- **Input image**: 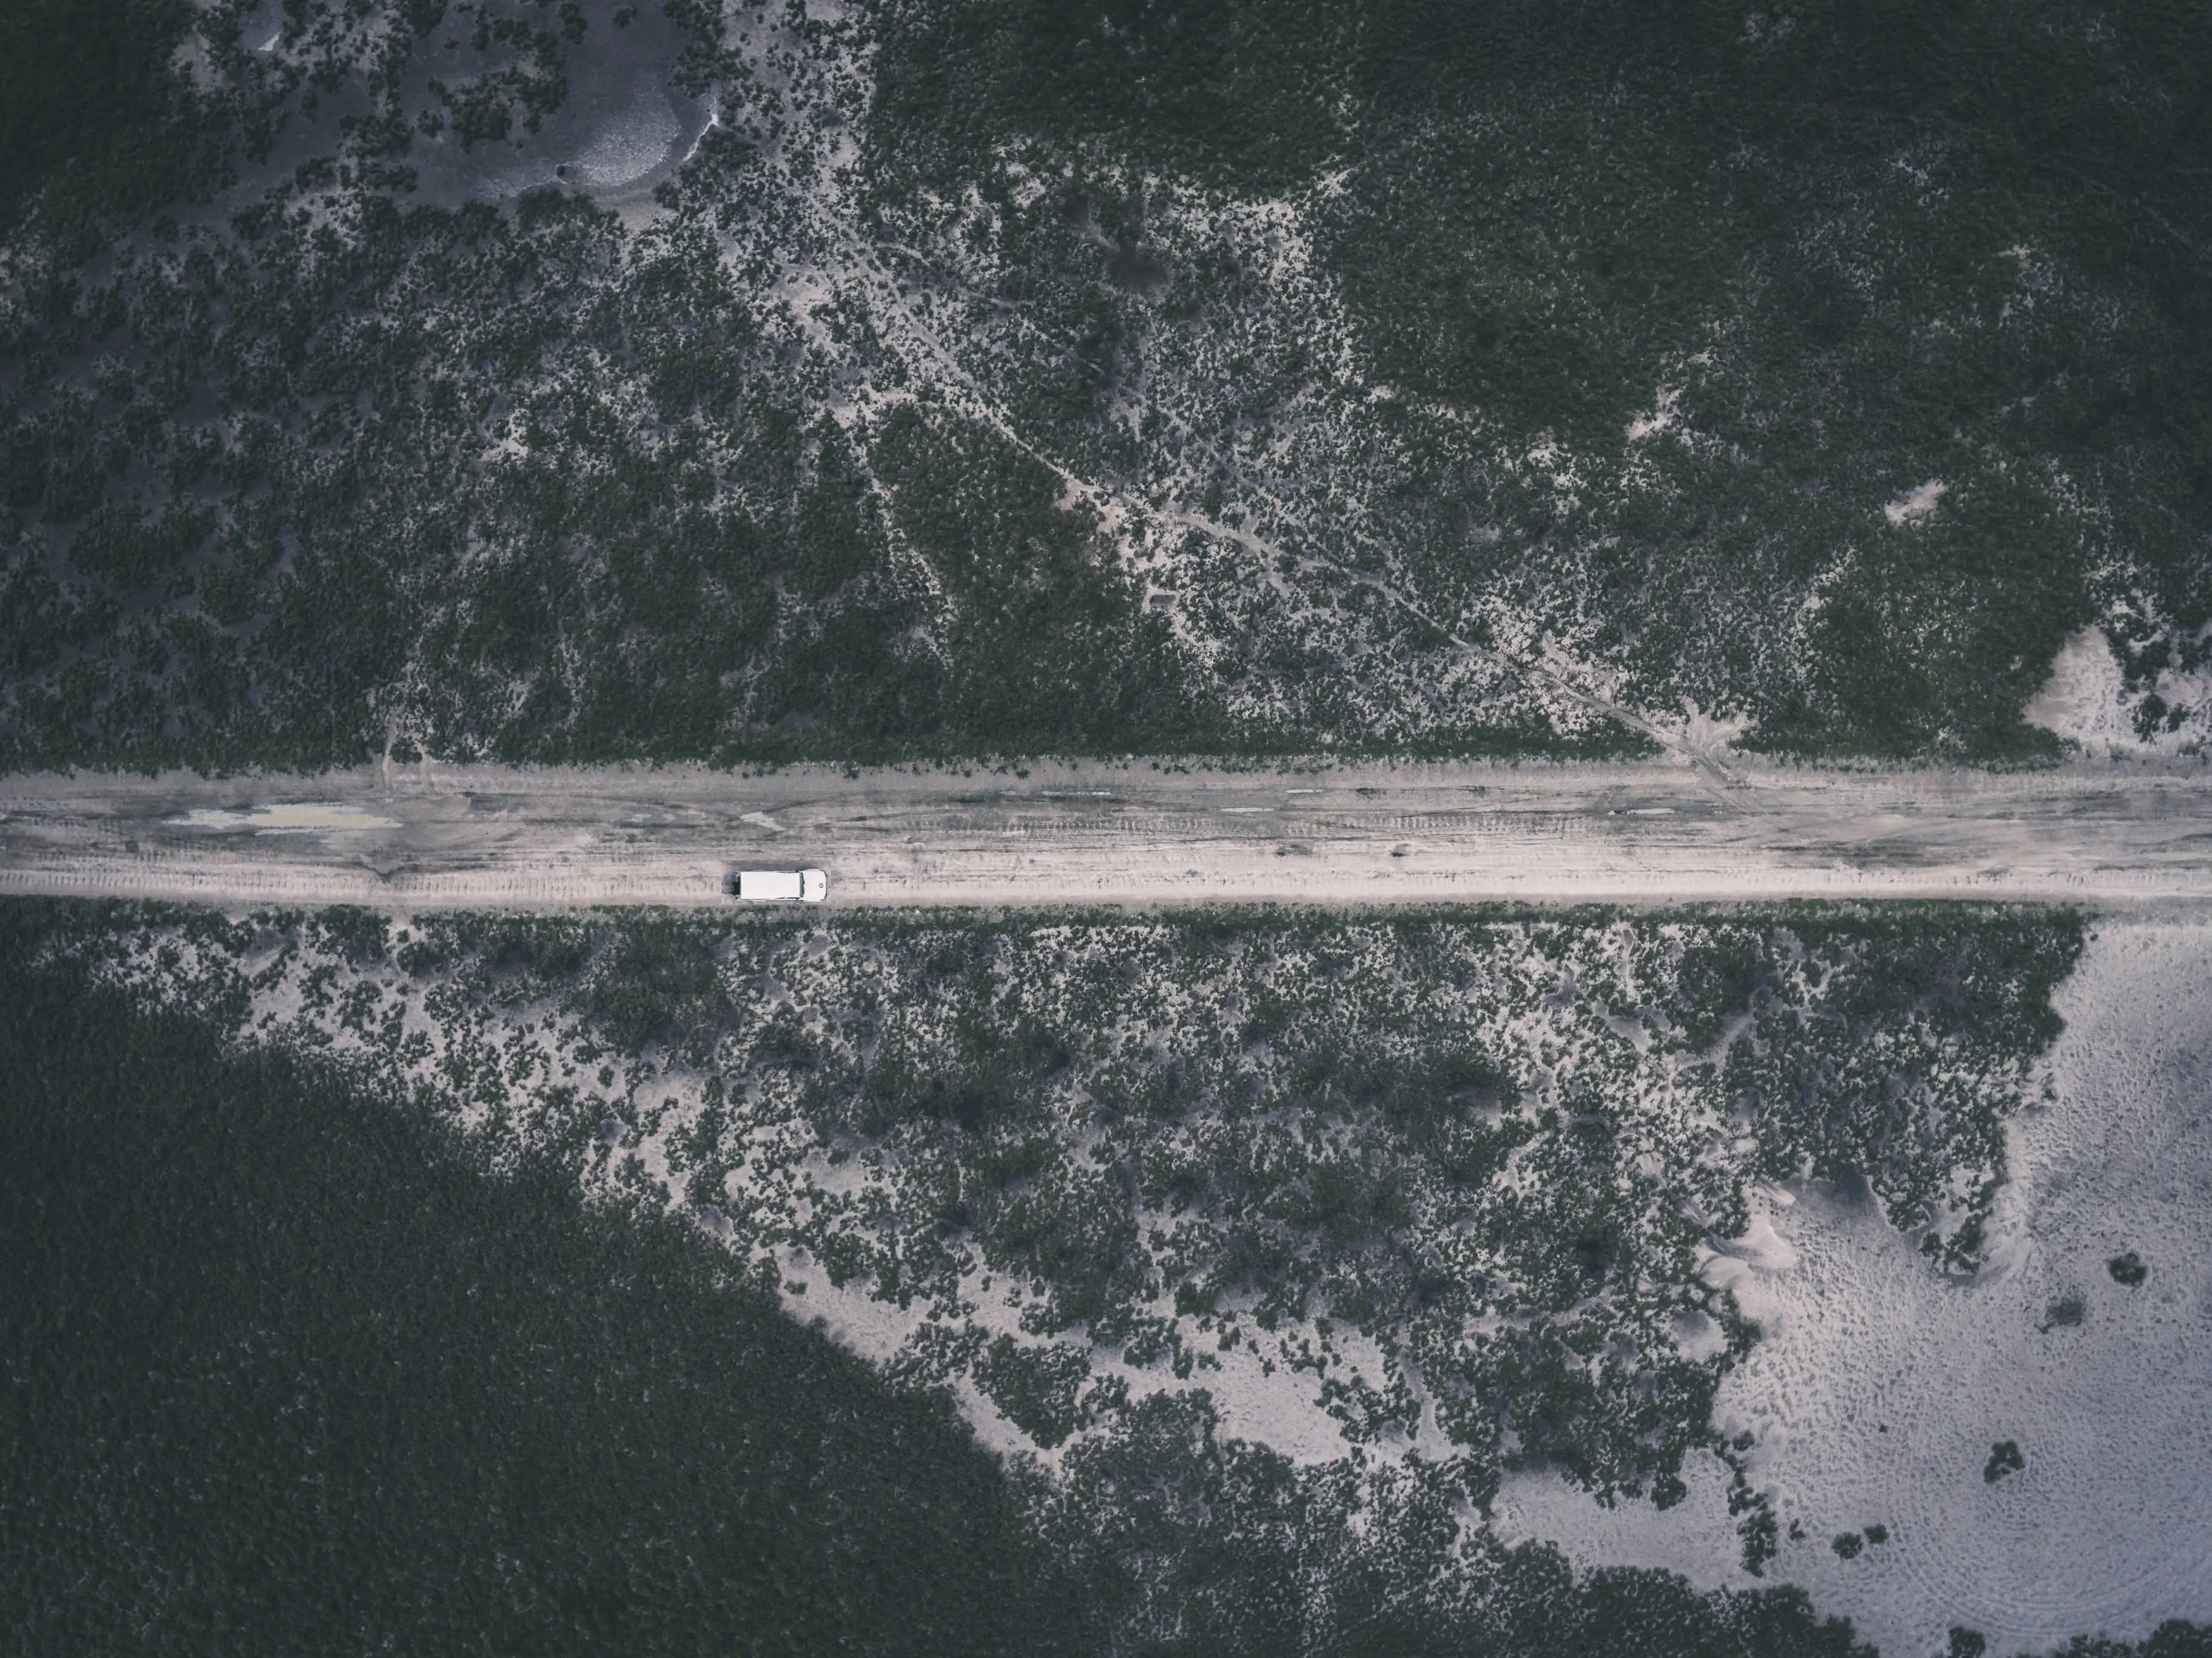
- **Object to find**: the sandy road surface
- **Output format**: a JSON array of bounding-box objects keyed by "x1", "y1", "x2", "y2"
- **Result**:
[{"x1": 4, "y1": 757, "x2": 2212, "y2": 912}]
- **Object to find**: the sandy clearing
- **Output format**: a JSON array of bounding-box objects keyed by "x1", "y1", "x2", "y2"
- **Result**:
[
  {"x1": 1722, "y1": 918, "x2": 2212, "y2": 1653},
  {"x1": 4, "y1": 756, "x2": 2212, "y2": 912},
  {"x1": 1488, "y1": 917, "x2": 2212, "y2": 1653}
]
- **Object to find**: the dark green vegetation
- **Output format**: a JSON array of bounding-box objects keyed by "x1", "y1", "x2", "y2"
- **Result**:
[
  {"x1": 1827, "y1": 1523, "x2": 1888, "y2": 1564},
  {"x1": 24, "y1": 897, "x2": 2202, "y2": 1658},
  {"x1": 0, "y1": 913, "x2": 1089, "y2": 1656},
  {"x1": 0, "y1": 181, "x2": 1208, "y2": 768},
  {"x1": 2109, "y1": 1250, "x2": 2149, "y2": 1285},
  {"x1": 0, "y1": 0, "x2": 206, "y2": 243},
  {"x1": 33, "y1": 898, "x2": 2083, "y2": 1579},
  {"x1": 0, "y1": 0, "x2": 1226, "y2": 771},
  {"x1": 0, "y1": 180, "x2": 1213, "y2": 768},
  {"x1": 1984, "y1": 1439, "x2": 2027, "y2": 1484},
  {"x1": 4, "y1": 1, "x2": 2210, "y2": 767},
  {"x1": 871, "y1": 0, "x2": 2212, "y2": 760},
  {"x1": 0, "y1": 906, "x2": 1876, "y2": 1655}
]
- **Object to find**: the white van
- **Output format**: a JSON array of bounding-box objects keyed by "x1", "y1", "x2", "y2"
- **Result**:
[{"x1": 726, "y1": 868, "x2": 828, "y2": 903}]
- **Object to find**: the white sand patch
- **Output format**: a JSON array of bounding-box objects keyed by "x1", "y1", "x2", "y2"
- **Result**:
[
  {"x1": 2028, "y1": 625, "x2": 2212, "y2": 756},
  {"x1": 1883, "y1": 481, "x2": 1947, "y2": 528},
  {"x1": 2025, "y1": 627, "x2": 2134, "y2": 749},
  {"x1": 168, "y1": 33, "x2": 221, "y2": 94},
  {"x1": 1147, "y1": 1339, "x2": 1363, "y2": 1465},
  {"x1": 1625, "y1": 386, "x2": 1682, "y2": 443},
  {"x1": 1722, "y1": 918, "x2": 2212, "y2": 1651},
  {"x1": 1644, "y1": 701, "x2": 1754, "y2": 761},
  {"x1": 169, "y1": 803, "x2": 400, "y2": 833},
  {"x1": 1490, "y1": 1449, "x2": 1746, "y2": 1588},
  {"x1": 1498, "y1": 919, "x2": 2212, "y2": 1652},
  {"x1": 1708, "y1": 1201, "x2": 1801, "y2": 1276},
  {"x1": 569, "y1": 94, "x2": 684, "y2": 191},
  {"x1": 1669, "y1": 1307, "x2": 1730, "y2": 1364},
  {"x1": 776, "y1": 1244, "x2": 921, "y2": 1368},
  {"x1": 767, "y1": 1217, "x2": 1363, "y2": 1467}
]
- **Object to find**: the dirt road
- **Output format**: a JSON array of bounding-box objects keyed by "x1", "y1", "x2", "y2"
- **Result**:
[{"x1": 4, "y1": 757, "x2": 2211, "y2": 912}]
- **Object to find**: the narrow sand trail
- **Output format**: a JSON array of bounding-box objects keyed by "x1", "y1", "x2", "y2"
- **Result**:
[{"x1": 4, "y1": 757, "x2": 2211, "y2": 911}]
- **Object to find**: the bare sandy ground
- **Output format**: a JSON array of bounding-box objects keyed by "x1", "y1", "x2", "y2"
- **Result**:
[
  {"x1": 4, "y1": 755, "x2": 2211, "y2": 912},
  {"x1": 1497, "y1": 915, "x2": 2212, "y2": 1654}
]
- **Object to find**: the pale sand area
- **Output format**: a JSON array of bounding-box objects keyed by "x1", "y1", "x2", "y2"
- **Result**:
[{"x1": 1495, "y1": 917, "x2": 2212, "y2": 1655}]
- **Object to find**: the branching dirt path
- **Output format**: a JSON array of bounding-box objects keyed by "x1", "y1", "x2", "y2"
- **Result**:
[{"x1": 5, "y1": 758, "x2": 2212, "y2": 912}]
